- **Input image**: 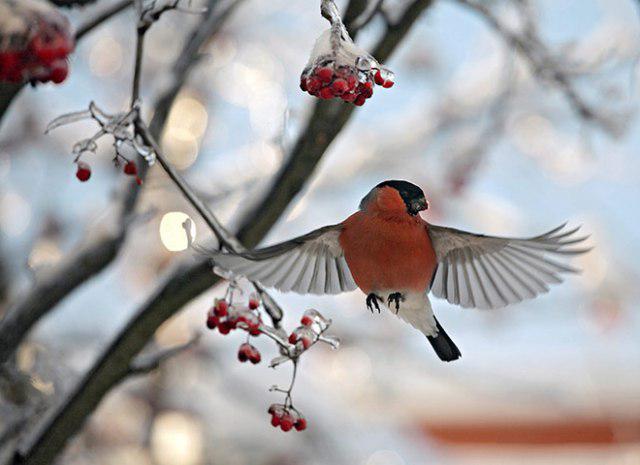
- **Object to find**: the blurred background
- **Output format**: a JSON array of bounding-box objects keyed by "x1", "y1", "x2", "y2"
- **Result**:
[{"x1": 0, "y1": 0, "x2": 639, "y2": 464}]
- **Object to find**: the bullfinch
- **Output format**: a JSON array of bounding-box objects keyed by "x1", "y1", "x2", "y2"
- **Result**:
[{"x1": 204, "y1": 180, "x2": 589, "y2": 362}]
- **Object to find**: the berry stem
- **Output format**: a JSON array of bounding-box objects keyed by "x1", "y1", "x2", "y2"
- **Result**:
[
  {"x1": 284, "y1": 359, "x2": 299, "y2": 407},
  {"x1": 131, "y1": 14, "x2": 147, "y2": 106}
]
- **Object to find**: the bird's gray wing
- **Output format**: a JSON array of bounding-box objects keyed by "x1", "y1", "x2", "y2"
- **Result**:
[
  {"x1": 427, "y1": 223, "x2": 590, "y2": 309},
  {"x1": 200, "y1": 224, "x2": 358, "y2": 295}
]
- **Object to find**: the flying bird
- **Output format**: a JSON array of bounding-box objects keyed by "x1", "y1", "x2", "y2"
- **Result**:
[{"x1": 204, "y1": 180, "x2": 590, "y2": 362}]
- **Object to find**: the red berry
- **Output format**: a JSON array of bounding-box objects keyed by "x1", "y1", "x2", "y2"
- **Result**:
[
  {"x1": 280, "y1": 414, "x2": 294, "y2": 432},
  {"x1": 288, "y1": 333, "x2": 297, "y2": 344},
  {"x1": 346, "y1": 75, "x2": 358, "y2": 89},
  {"x1": 271, "y1": 414, "x2": 281, "y2": 427},
  {"x1": 341, "y1": 92, "x2": 357, "y2": 102},
  {"x1": 306, "y1": 77, "x2": 321, "y2": 94},
  {"x1": 124, "y1": 161, "x2": 137, "y2": 175},
  {"x1": 316, "y1": 67, "x2": 333, "y2": 83},
  {"x1": 359, "y1": 82, "x2": 374, "y2": 98},
  {"x1": 136, "y1": 176, "x2": 143, "y2": 186},
  {"x1": 300, "y1": 336, "x2": 312, "y2": 350},
  {"x1": 331, "y1": 79, "x2": 348, "y2": 95},
  {"x1": 248, "y1": 298, "x2": 259, "y2": 310},
  {"x1": 49, "y1": 62, "x2": 68, "y2": 84},
  {"x1": 249, "y1": 350, "x2": 261, "y2": 364},
  {"x1": 218, "y1": 322, "x2": 232, "y2": 335},
  {"x1": 214, "y1": 300, "x2": 228, "y2": 317},
  {"x1": 238, "y1": 343, "x2": 253, "y2": 362},
  {"x1": 206, "y1": 315, "x2": 218, "y2": 329},
  {"x1": 374, "y1": 70, "x2": 385, "y2": 86},
  {"x1": 249, "y1": 324, "x2": 261, "y2": 336},
  {"x1": 353, "y1": 95, "x2": 366, "y2": 106},
  {"x1": 295, "y1": 418, "x2": 307, "y2": 431},
  {"x1": 319, "y1": 87, "x2": 334, "y2": 99},
  {"x1": 300, "y1": 316, "x2": 313, "y2": 326},
  {"x1": 76, "y1": 162, "x2": 91, "y2": 182}
]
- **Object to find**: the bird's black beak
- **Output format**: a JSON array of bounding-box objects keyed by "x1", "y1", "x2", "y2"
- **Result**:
[{"x1": 409, "y1": 198, "x2": 429, "y2": 215}]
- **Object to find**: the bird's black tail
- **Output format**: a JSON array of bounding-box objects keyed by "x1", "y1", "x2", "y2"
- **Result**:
[{"x1": 427, "y1": 318, "x2": 462, "y2": 362}]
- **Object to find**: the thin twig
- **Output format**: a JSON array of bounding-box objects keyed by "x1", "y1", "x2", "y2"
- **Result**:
[
  {"x1": 128, "y1": 333, "x2": 201, "y2": 375},
  {"x1": 135, "y1": 120, "x2": 242, "y2": 252},
  {"x1": 350, "y1": 0, "x2": 385, "y2": 33},
  {"x1": 131, "y1": 26, "x2": 146, "y2": 106},
  {"x1": 453, "y1": 0, "x2": 614, "y2": 134},
  {"x1": 136, "y1": 119, "x2": 283, "y2": 326},
  {"x1": 75, "y1": 0, "x2": 134, "y2": 41}
]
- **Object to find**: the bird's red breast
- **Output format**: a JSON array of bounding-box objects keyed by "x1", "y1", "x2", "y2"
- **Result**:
[{"x1": 338, "y1": 186, "x2": 437, "y2": 294}]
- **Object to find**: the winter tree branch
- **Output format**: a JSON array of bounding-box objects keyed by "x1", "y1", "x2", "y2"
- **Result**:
[
  {"x1": 0, "y1": 0, "x2": 240, "y2": 366},
  {"x1": 127, "y1": 332, "x2": 201, "y2": 375},
  {"x1": 11, "y1": 1, "x2": 435, "y2": 464},
  {"x1": 453, "y1": 0, "x2": 621, "y2": 135}
]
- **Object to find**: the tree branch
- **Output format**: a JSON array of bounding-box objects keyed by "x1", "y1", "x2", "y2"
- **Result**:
[
  {"x1": 127, "y1": 333, "x2": 201, "y2": 375},
  {"x1": 75, "y1": 0, "x2": 134, "y2": 41},
  {"x1": 453, "y1": 0, "x2": 617, "y2": 134},
  {"x1": 12, "y1": 2, "x2": 434, "y2": 464},
  {"x1": 0, "y1": 0, "x2": 236, "y2": 366}
]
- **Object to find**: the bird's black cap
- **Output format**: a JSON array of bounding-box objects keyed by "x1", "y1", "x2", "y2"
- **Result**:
[{"x1": 375, "y1": 180, "x2": 428, "y2": 215}]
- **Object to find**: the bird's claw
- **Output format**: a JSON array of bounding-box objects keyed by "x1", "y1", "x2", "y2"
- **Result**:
[
  {"x1": 366, "y1": 293, "x2": 383, "y2": 313},
  {"x1": 387, "y1": 292, "x2": 405, "y2": 313}
]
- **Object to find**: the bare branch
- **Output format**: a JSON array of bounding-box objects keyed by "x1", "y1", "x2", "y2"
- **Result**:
[
  {"x1": 453, "y1": 0, "x2": 618, "y2": 134},
  {"x1": 0, "y1": 0, "x2": 236, "y2": 366},
  {"x1": 349, "y1": 0, "x2": 385, "y2": 34},
  {"x1": 75, "y1": 0, "x2": 134, "y2": 40},
  {"x1": 136, "y1": 121, "x2": 243, "y2": 252},
  {"x1": 0, "y1": 229, "x2": 125, "y2": 366},
  {"x1": 128, "y1": 333, "x2": 201, "y2": 375}
]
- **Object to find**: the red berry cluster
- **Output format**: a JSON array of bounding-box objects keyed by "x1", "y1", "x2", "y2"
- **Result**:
[
  {"x1": 268, "y1": 404, "x2": 307, "y2": 432},
  {"x1": 237, "y1": 342, "x2": 261, "y2": 364},
  {"x1": 0, "y1": 3, "x2": 74, "y2": 84},
  {"x1": 288, "y1": 315, "x2": 316, "y2": 350},
  {"x1": 74, "y1": 159, "x2": 143, "y2": 185},
  {"x1": 205, "y1": 298, "x2": 263, "y2": 337},
  {"x1": 300, "y1": 61, "x2": 394, "y2": 106}
]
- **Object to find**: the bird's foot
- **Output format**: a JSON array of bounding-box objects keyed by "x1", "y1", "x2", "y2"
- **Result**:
[
  {"x1": 387, "y1": 292, "x2": 405, "y2": 313},
  {"x1": 366, "y1": 293, "x2": 383, "y2": 313}
]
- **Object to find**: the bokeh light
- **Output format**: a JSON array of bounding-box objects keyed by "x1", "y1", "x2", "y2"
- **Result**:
[{"x1": 159, "y1": 211, "x2": 195, "y2": 252}]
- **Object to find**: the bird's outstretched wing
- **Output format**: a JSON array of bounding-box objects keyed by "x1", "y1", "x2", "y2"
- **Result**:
[
  {"x1": 427, "y1": 223, "x2": 590, "y2": 309},
  {"x1": 200, "y1": 224, "x2": 358, "y2": 295}
]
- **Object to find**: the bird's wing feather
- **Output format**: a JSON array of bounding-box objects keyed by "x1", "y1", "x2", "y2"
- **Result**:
[
  {"x1": 427, "y1": 223, "x2": 590, "y2": 309},
  {"x1": 200, "y1": 224, "x2": 358, "y2": 295}
]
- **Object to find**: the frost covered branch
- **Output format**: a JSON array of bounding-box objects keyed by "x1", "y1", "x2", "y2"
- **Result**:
[
  {"x1": 6, "y1": 0, "x2": 433, "y2": 462},
  {"x1": 128, "y1": 332, "x2": 201, "y2": 375},
  {"x1": 453, "y1": 0, "x2": 625, "y2": 136}
]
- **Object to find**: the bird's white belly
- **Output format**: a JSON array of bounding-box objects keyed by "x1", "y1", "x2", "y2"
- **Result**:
[{"x1": 379, "y1": 290, "x2": 438, "y2": 337}]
